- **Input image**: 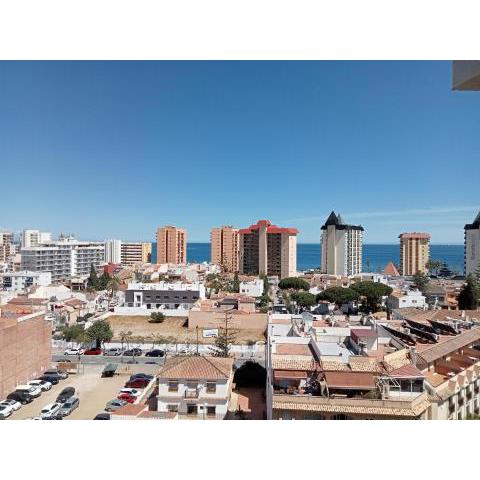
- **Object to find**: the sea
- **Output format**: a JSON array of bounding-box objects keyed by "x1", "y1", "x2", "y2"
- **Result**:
[{"x1": 151, "y1": 243, "x2": 465, "y2": 274}]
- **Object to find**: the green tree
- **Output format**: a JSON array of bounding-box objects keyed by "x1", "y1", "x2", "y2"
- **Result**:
[
  {"x1": 412, "y1": 271, "x2": 430, "y2": 293},
  {"x1": 231, "y1": 272, "x2": 240, "y2": 293},
  {"x1": 209, "y1": 313, "x2": 236, "y2": 357},
  {"x1": 290, "y1": 291, "x2": 316, "y2": 309},
  {"x1": 149, "y1": 311, "x2": 165, "y2": 323},
  {"x1": 61, "y1": 324, "x2": 86, "y2": 343},
  {"x1": 98, "y1": 271, "x2": 111, "y2": 290},
  {"x1": 426, "y1": 259, "x2": 443, "y2": 276},
  {"x1": 85, "y1": 319, "x2": 113, "y2": 348},
  {"x1": 350, "y1": 281, "x2": 393, "y2": 313},
  {"x1": 87, "y1": 263, "x2": 99, "y2": 290},
  {"x1": 278, "y1": 277, "x2": 310, "y2": 291},
  {"x1": 458, "y1": 275, "x2": 479, "y2": 310},
  {"x1": 317, "y1": 287, "x2": 359, "y2": 306}
]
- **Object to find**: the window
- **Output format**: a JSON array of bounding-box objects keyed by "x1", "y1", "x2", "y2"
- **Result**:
[
  {"x1": 187, "y1": 404, "x2": 198, "y2": 416},
  {"x1": 206, "y1": 406, "x2": 216, "y2": 417},
  {"x1": 167, "y1": 404, "x2": 178, "y2": 412},
  {"x1": 187, "y1": 381, "x2": 198, "y2": 390},
  {"x1": 206, "y1": 382, "x2": 216, "y2": 393},
  {"x1": 168, "y1": 380, "x2": 178, "y2": 392}
]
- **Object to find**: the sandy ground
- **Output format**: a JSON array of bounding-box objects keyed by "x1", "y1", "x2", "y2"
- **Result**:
[
  {"x1": 107, "y1": 315, "x2": 265, "y2": 345},
  {"x1": 7, "y1": 363, "x2": 159, "y2": 420}
]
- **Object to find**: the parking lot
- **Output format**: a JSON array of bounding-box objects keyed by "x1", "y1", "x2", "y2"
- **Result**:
[{"x1": 7, "y1": 363, "x2": 159, "y2": 420}]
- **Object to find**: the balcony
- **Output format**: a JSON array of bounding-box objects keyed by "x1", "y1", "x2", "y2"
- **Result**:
[
  {"x1": 184, "y1": 388, "x2": 199, "y2": 399},
  {"x1": 272, "y1": 391, "x2": 429, "y2": 418}
]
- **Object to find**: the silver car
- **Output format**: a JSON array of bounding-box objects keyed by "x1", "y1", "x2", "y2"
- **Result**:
[
  {"x1": 58, "y1": 396, "x2": 80, "y2": 417},
  {"x1": 104, "y1": 348, "x2": 122, "y2": 356},
  {"x1": 105, "y1": 399, "x2": 127, "y2": 412}
]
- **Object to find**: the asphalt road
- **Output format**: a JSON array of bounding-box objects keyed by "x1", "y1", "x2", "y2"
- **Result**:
[{"x1": 53, "y1": 354, "x2": 166, "y2": 365}]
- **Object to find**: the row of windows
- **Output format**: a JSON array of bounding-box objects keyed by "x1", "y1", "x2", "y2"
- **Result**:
[{"x1": 168, "y1": 380, "x2": 217, "y2": 393}]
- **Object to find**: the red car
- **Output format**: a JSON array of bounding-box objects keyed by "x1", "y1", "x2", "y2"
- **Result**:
[
  {"x1": 125, "y1": 378, "x2": 149, "y2": 389},
  {"x1": 117, "y1": 392, "x2": 136, "y2": 404},
  {"x1": 84, "y1": 347, "x2": 102, "y2": 355}
]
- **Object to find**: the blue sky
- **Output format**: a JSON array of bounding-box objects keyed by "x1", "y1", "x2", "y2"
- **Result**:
[{"x1": 0, "y1": 61, "x2": 478, "y2": 244}]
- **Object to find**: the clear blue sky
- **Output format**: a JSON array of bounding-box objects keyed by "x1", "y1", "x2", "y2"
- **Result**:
[{"x1": 1, "y1": 61, "x2": 479, "y2": 244}]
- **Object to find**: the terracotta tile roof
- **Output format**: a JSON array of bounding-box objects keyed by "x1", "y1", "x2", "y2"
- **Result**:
[
  {"x1": 348, "y1": 357, "x2": 381, "y2": 373},
  {"x1": 274, "y1": 370, "x2": 308, "y2": 380},
  {"x1": 111, "y1": 404, "x2": 147, "y2": 416},
  {"x1": 324, "y1": 371, "x2": 377, "y2": 390},
  {"x1": 158, "y1": 356, "x2": 233, "y2": 380},
  {"x1": 272, "y1": 355, "x2": 317, "y2": 371},
  {"x1": 382, "y1": 349, "x2": 412, "y2": 372},
  {"x1": 418, "y1": 328, "x2": 480, "y2": 364},
  {"x1": 351, "y1": 328, "x2": 377, "y2": 339},
  {"x1": 388, "y1": 364, "x2": 424, "y2": 378},
  {"x1": 383, "y1": 262, "x2": 400, "y2": 276},
  {"x1": 320, "y1": 360, "x2": 351, "y2": 371}
]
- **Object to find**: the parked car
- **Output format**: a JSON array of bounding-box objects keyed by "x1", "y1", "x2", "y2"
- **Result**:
[
  {"x1": 0, "y1": 403, "x2": 14, "y2": 419},
  {"x1": 105, "y1": 399, "x2": 128, "y2": 412},
  {"x1": 129, "y1": 373, "x2": 154, "y2": 381},
  {"x1": 101, "y1": 363, "x2": 118, "y2": 378},
  {"x1": 58, "y1": 396, "x2": 79, "y2": 417},
  {"x1": 117, "y1": 392, "x2": 136, "y2": 404},
  {"x1": 104, "y1": 347, "x2": 122, "y2": 356},
  {"x1": 93, "y1": 413, "x2": 111, "y2": 420},
  {"x1": 145, "y1": 349, "x2": 165, "y2": 357},
  {"x1": 28, "y1": 379, "x2": 52, "y2": 391},
  {"x1": 56, "y1": 387, "x2": 75, "y2": 403},
  {"x1": 123, "y1": 348, "x2": 143, "y2": 356},
  {"x1": 125, "y1": 378, "x2": 150, "y2": 389},
  {"x1": 15, "y1": 385, "x2": 42, "y2": 398},
  {"x1": 40, "y1": 403, "x2": 62, "y2": 419},
  {"x1": 38, "y1": 375, "x2": 60, "y2": 385},
  {"x1": 0, "y1": 399, "x2": 22, "y2": 411},
  {"x1": 44, "y1": 368, "x2": 68, "y2": 379},
  {"x1": 64, "y1": 348, "x2": 85, "y2": 356},
  {"x1": 84, "y1": 347, "x2": 102, "y2": 355},
  {"x1": 7, "y1": 391, "x2": 33, "y2": 405},
  {"x1": 119, "y1": 388, "x2": 143, "y2": 397}
]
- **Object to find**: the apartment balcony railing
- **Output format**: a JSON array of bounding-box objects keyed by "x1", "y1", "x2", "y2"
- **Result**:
[
  {"x1": 184, "y1": 388, "x2": 200, "y2": 399},
  {"x1": 272, "y1": 391, "x2": 429, "y2": 416}
]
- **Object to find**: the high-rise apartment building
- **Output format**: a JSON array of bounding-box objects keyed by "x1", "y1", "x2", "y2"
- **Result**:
[
  {"x1": 320, "y1": 212, "x2": 363, "y2": 276},
  {"x1": 156, "y1": 226, "x2": 187, "y2": 264},
  {"x1": 121, "y1": 242, "x2": 152, "y2": 266},
  {"x1": 238, "y1": 220, "x2": 297, "y2": 278},
  {"x1": 21, "y1": 234, "x2": 105, "y2": 283},
  {"x1": 211, "y1": 226, "x2": 239, "y2": 273},
  {"x1": 399, "y1": 232, "x2": 430, "y2": 276},
  {"x1": 21, "y1": 229, "x2": 52, "y2": 248},
  {"x1": 104, "y1": 239, "x2": 122, "y2": 264},
  {"x1": 464, "y1": 211, "x2": 480, "y2": 276},
  {"x1": 0, "y1": 231, "x2": 14, "y2": 262}
]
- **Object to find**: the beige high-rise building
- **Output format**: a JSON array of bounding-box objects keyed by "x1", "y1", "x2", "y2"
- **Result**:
[
  {"x1": 238, "y1": 220, "x2": 297, "y2": 279},
  {"x1": 121, "y1": 242, "x2": 152, "y2": 266},
  {"x1": 399, "y1": 232, "x2": 430, "y2": 276},
  {"x1": 211, "y1": 226, "x2": 239, "y2": 273},
  {"x1": 156, "y1": 226, "x2": 187, "y2": 264}
]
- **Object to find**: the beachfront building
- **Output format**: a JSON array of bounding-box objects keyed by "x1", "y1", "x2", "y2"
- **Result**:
[
  {"x1": 239, "y1": 220, "x2": 297, "y2": 279},
  {"x1": 20, "y1": 234, "x2": 105, "y2": 283},
  {"x1": 399, "y1": 232, "x2": 430, "y2": 276},
  {"x1": 156, "y1": 226, "x2": 187, "y2": 265},
  {"x1": 121, "y1": 242, "x2": 152, "y2": 266},
  {"x1": 104, "y1": 239, "x2": 122, "y2": 264},
  {"x1": 464, "y1": 211, "x2": 480, "y2": 276},
  {"x1": 320, "y1": 212, "x2": 363, "y2": 276},
  {"x1": 210, "y1": 226, "x2": 239, "y2": 273},
  {"x1": 156, "y1": 356, "x2": 234, "y2": 419}
]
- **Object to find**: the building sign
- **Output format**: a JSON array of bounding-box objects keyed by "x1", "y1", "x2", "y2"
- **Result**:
[{"x1": 203, "y1": 328, "x2": 219, "y2": 338}]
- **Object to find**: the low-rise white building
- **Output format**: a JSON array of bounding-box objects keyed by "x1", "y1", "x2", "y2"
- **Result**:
[
  {"x1": 387, "y1": 289, "x2": 426, "y2": 310},
  {"x1": 156, "y1": 356, "x2": 234, "y2": 419},
  {"x1": 239, "y1": 278, "x2": 264, "y2": 297},
  {"x1": 0, "y1": 270, "x2": 52, "y2": 292}
]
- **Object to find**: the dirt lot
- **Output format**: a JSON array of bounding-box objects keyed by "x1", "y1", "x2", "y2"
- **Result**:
[
  {"x1": 107, "y1": 315, "x2": 265, "y2": 345},
  {"x1": 7, "y1": 363, "x2": 159, "y2": 420}
]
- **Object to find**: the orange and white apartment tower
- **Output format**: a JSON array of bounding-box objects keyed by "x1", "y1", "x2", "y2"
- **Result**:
[
  {"x1": 238, "y1": 220, "x2": 298, "y2": 279},
  {"x1": 156, "y1": 225, "x2": 187, "y2": 265},
  {"x1": 210, "y1": 226, "x2": 239, "y2": 273},
  {"x1": 399, "y1": 232, "x2": 430, "y2": 276}
]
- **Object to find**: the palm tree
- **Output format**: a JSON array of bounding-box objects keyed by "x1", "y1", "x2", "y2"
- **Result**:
[{"x1": 119, "y1": 330, "x2": 133, "y2": 351}]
